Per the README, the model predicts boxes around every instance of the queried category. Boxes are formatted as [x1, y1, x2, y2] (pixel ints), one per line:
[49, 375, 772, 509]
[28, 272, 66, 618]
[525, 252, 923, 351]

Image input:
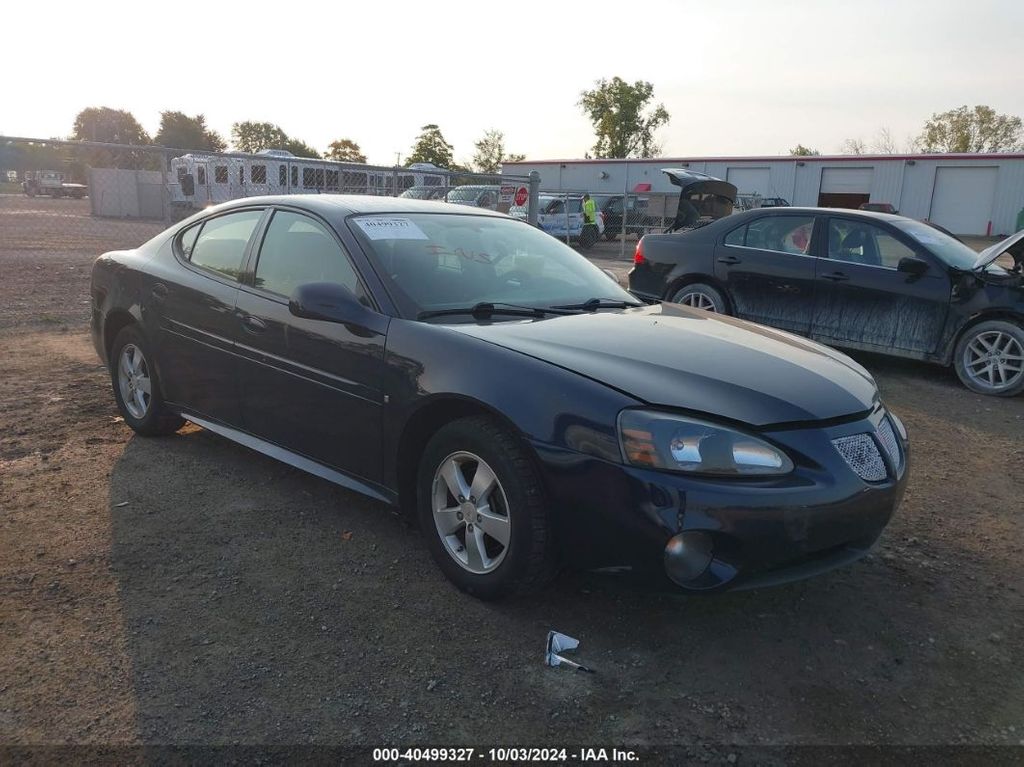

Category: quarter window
[744, 215, 815, 255]
[828, 220, 916, 268]
[723, 225, 745, 246]
[188, 210, 263, 281]
[254, 210, 366, 301]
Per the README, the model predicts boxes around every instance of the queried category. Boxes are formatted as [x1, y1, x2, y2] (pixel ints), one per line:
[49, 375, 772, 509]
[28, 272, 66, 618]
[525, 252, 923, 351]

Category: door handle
[151, 283, 169, 302]
[821, 271, 849, 282]
[241, 315, 267, 333]
[717, 255, 742, 265]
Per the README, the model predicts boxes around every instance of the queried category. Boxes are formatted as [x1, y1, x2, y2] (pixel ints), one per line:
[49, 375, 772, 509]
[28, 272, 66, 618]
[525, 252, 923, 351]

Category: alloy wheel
[677, 290, 719, 312]
[963, 330, 1024, 391]
[117, 343, 152, 419]
[431, 451, 511, 574]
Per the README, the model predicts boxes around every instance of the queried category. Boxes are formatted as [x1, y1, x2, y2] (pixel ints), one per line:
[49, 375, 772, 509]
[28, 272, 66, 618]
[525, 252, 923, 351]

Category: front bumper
[534, 408, 908, 593]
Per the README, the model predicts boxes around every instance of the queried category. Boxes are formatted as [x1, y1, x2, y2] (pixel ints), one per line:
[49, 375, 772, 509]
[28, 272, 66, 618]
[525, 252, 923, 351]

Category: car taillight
[634, 238, 646, 265]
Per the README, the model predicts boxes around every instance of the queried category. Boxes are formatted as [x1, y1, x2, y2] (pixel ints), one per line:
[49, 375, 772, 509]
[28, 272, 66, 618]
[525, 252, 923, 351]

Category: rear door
[153, 207, 266, 426]
[811, 216, 951, 354]
[714, 213, 819, 334]
[234, 207, 389, 483]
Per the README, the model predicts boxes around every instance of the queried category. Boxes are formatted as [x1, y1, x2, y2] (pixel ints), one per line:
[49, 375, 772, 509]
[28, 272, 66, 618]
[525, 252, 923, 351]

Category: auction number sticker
[354, 216, 429, 240]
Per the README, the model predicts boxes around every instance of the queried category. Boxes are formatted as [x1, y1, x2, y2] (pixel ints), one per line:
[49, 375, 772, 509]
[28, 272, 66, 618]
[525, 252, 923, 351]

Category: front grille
[832, 434, 887, 482]
[875, 417, 901, 469]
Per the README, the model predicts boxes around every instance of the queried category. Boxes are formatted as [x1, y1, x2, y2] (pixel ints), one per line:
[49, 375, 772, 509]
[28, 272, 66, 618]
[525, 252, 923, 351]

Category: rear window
[188, 210, 263, 281]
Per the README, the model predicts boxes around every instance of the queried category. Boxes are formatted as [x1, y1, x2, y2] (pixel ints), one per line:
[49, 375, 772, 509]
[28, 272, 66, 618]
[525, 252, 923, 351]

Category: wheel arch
[664, 273, 733, 312]
[394, 395, 536, 519]
[944, 309, 1024, 365]
[103, 309, 139, 361]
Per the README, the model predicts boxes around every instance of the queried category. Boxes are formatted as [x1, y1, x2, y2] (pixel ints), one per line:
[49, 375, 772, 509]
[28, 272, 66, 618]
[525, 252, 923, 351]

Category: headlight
[618, 410, 794, 476]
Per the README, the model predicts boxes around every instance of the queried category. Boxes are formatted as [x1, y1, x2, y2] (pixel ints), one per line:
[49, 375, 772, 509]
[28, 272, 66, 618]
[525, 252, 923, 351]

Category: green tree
[916, 105, 1024, 153]
[230, 121, 289, 153]
[325, 138, 367, 163]
[789, 144, 821, 156]
[72, 107, 150, 145]
[406, 124, 453, 168]
[578, 77, 670, 158]
[471, 129, 524, 173]
[281, 137, 321, 158]
[154, 111, 226, 151]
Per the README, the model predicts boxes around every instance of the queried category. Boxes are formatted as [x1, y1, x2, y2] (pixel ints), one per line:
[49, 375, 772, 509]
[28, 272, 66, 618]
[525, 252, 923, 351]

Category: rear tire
[417, 416, 556, 600]
[953, 320, 1024, 397]
[109, 325, 185, 436]
[668, 282, 728, 314]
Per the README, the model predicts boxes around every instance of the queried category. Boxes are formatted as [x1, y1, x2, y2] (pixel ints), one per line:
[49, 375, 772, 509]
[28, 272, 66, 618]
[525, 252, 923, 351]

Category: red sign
[514, 186, 528, 206]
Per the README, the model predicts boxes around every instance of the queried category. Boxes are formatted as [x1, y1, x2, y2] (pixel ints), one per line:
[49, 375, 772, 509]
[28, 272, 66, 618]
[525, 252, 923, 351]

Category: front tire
[417, 416, 556, 599]
[953, 320, 1024, 397]
[668, 282, 728, 313]
[109, 325, 185, 435]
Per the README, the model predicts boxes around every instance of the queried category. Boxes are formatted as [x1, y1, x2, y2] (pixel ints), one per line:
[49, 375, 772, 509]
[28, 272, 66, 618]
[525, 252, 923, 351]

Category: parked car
[592, 194, 652, 240]
[859, 202, 898, 214]
[511, 194, 605, 249]
[445, 185, 500, 210]
[760, 197, 790, 208]
[91, 195, 907, 598]
[399, 185, 449, 201]
[629, 207, 1024, 396]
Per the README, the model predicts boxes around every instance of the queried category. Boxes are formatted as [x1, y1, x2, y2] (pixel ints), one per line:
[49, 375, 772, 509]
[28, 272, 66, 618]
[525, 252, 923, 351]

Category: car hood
[448, 304, 879, 427]
[975, 229, 1024, 270]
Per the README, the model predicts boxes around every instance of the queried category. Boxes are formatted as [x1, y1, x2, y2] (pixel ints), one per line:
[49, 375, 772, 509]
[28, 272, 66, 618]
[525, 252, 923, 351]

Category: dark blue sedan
[91, 196, 908, 599]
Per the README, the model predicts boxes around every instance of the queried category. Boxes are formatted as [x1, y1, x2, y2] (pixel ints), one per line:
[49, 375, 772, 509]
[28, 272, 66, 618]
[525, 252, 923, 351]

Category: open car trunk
[662, 169, 737, 232]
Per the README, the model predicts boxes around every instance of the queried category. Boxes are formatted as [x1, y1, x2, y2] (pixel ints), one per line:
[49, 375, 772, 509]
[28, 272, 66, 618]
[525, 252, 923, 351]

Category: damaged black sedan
[92, 196, 908, 599]
[630, 208, 1024, 396]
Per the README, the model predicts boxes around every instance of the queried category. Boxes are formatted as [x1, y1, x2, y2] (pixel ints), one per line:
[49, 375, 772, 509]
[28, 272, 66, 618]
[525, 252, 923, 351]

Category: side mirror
[897, 256, 929, 276]
[289, 282, 371, 327]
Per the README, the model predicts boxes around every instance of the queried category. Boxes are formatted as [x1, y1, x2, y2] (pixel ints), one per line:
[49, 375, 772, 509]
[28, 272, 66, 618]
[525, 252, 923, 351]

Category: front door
[811, 217, 951, 354]
[714, 213, 819, 334]
[234, 207, 389, 484]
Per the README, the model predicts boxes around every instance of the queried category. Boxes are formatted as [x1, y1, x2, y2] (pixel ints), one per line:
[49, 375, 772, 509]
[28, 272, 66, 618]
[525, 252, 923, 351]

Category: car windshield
[349, 213, 635, 319]
[893, 219, 980, 269]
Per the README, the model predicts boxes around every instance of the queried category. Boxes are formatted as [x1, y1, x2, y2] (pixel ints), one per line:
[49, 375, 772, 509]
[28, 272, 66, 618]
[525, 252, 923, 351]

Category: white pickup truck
[23, 171, 87, 198]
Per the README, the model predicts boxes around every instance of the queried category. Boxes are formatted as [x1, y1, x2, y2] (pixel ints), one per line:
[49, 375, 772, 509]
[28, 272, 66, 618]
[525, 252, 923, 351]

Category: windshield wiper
[417, 302, 577, 320]
[551, 297, 643, 311]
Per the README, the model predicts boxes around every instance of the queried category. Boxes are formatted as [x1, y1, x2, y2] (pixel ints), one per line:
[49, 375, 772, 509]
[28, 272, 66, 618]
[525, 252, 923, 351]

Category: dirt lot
[1, 197, 1022, 751]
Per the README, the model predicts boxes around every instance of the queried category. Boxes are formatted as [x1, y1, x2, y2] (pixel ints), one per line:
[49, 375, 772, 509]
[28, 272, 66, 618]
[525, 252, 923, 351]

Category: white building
[503, 153, 1024, 236]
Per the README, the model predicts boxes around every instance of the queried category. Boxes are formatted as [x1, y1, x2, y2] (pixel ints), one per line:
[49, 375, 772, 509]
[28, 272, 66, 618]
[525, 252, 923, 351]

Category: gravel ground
[1, 197, 1022, 750]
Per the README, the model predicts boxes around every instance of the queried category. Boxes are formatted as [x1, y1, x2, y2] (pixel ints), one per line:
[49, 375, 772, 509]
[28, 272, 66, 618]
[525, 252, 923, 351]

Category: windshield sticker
[354, 217, 429, 240]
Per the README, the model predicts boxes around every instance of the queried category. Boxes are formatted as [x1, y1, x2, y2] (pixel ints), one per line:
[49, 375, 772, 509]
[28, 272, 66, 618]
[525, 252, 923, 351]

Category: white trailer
[169, 150, 448, 209]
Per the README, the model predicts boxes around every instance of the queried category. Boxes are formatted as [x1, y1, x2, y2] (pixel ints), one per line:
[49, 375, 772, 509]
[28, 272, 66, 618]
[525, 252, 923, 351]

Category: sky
[4, 0, 1023, 164]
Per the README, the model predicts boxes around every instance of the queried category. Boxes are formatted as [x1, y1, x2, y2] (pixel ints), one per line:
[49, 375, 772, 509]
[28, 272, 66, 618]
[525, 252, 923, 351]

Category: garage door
[820, 167, 873, 193]
[726, 167, 771, 196]
[929, 166, 997, 235]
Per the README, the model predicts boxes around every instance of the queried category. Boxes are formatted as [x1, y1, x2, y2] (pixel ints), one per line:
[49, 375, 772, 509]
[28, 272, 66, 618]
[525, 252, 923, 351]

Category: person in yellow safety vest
[582, 193, 597, 225]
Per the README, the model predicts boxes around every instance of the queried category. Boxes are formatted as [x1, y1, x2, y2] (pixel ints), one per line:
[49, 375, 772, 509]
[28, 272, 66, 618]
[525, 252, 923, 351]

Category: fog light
[664, 531, 713, 585]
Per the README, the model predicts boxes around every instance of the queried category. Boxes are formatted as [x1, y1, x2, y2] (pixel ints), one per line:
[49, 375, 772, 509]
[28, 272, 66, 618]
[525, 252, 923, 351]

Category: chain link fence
[0, 134, 537, 252]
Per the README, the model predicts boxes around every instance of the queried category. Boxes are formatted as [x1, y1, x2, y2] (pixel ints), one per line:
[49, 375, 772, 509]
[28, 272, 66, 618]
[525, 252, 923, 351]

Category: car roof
[728, 206, 908, 223]
[209, 193, 508, 219]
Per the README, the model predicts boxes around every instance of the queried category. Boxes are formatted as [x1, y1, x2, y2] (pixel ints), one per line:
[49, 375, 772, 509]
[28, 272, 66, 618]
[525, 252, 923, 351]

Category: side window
[828, 219, 916, 268]
[745, 216, 814, 255]
[252, 164, 267, 184]
[178, 222, 202, 258]
[291, 166, 298, 187]
[723, 224, 746, 247]
[214, 165, 228, 184]
[279, 165, 287, 186]
[239, 165, 245, 184]
[189, 210, 263, 281]
[254, 210, 367, 302]
[197, 166, 206, 185]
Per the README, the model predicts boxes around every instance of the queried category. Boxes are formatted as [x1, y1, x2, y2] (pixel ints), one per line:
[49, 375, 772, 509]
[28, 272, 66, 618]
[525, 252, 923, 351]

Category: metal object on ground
[545, 631, 595, 673]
